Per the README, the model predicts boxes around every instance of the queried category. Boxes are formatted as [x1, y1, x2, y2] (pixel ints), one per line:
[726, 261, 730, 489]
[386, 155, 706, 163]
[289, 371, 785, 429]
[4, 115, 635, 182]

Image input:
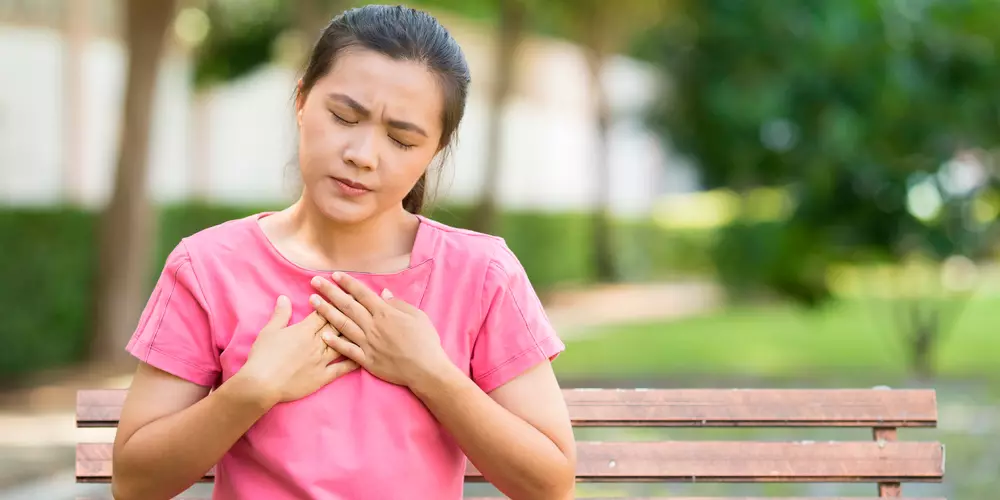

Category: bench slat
[77, 441, 944, 483]
[77, 388, 938, 427]
[75, 497, 948, 500]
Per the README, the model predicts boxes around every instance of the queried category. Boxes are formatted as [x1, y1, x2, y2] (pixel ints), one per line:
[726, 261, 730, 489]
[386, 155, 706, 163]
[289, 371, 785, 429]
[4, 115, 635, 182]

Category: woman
[111, 5, 576, 500]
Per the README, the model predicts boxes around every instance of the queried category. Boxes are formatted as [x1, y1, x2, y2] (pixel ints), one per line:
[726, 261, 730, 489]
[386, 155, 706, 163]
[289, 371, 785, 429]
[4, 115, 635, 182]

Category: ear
[295, 79, 306, 127]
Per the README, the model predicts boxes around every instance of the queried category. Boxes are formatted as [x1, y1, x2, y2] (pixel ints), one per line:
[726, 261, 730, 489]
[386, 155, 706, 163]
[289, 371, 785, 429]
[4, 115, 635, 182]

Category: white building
[0, 1, 699, 217]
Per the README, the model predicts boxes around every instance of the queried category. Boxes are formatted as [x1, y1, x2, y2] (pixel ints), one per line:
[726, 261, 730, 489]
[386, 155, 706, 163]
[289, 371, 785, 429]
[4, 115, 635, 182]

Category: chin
[315, 195, 378, 224]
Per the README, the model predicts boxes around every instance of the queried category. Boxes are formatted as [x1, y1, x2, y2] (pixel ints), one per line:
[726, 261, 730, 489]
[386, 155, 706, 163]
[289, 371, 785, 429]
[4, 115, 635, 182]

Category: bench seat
[75, 387, 946, 498]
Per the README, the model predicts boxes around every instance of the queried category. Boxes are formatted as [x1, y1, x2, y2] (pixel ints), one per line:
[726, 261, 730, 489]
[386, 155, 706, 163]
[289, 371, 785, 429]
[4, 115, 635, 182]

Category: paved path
[544, 281, 721, 337]
[1, 471, 213, 500]
[0, 281, 721, 498]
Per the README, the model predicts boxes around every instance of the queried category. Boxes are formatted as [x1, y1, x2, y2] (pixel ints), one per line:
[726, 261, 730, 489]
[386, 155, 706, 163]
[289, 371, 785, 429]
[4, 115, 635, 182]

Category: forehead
[317, 48, 443, 128]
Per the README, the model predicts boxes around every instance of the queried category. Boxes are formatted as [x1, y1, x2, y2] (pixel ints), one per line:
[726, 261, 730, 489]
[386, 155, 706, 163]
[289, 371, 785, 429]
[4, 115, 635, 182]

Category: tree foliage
[190, 0, 501, 89]
[644, 0, 1000, 376]
[190, 0, 295, 88]
[647, 0, 1000, 303]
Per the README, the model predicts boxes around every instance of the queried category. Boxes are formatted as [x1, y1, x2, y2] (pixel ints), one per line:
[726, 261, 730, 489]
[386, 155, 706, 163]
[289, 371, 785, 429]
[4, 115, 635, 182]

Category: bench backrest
[75, 387, 944, 498]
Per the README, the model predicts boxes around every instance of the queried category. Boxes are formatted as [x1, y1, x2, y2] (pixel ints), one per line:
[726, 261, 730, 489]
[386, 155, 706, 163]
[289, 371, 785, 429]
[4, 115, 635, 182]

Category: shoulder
[418, 216, 533, 302]
[175, 212, 263, 257]
[164, 212, 265, 271]
[418, 216, 523, 274]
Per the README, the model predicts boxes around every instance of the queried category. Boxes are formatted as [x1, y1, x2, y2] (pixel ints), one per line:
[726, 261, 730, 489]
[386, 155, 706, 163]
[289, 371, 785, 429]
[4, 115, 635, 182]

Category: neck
[283, 196, 418, 273]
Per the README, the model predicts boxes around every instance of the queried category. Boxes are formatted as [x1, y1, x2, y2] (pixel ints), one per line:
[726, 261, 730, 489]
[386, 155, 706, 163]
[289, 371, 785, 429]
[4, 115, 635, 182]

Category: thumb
[266, 295, 293, 329]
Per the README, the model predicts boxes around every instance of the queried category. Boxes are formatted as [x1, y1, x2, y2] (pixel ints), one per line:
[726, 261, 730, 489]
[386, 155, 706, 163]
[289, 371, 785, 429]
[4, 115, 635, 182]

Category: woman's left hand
[308, 272, 451, 387]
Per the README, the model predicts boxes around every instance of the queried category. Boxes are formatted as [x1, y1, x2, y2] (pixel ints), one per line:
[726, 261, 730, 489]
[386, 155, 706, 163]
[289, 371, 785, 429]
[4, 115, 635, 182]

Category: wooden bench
[75, 387, 945, 499]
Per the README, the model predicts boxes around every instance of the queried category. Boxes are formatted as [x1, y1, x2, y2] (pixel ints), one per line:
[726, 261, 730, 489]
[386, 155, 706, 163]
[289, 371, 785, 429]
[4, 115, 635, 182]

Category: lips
[331, 176, 371, 191]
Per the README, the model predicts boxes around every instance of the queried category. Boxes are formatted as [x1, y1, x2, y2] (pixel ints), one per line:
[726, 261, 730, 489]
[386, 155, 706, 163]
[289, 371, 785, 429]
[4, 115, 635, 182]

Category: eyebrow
[327, 93, 428, 137]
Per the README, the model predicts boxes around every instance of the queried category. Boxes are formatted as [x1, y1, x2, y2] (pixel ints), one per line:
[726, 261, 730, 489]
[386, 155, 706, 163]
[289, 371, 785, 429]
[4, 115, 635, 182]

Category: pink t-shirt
[125, 212, 565, 499]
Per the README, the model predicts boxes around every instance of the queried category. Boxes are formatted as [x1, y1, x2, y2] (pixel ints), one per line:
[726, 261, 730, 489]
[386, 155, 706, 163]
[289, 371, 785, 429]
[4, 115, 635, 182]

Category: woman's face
[296, 47, 444, 224]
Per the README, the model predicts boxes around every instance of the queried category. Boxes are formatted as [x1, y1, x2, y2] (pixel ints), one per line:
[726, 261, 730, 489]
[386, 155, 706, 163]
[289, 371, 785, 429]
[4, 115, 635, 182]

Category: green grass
[553, 295, 1000, 383]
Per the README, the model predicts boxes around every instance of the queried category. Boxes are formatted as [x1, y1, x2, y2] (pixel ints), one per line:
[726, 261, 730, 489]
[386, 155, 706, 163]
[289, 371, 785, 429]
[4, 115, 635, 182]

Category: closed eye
[390, 137, 414, 151]
[331, 111, 357, 125]
[331, 109, 413, 150]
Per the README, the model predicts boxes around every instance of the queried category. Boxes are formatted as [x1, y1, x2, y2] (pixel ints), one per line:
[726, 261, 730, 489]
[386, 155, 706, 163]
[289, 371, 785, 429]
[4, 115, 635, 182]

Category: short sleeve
[470, 244, 566, 393]
[125, 242, 220, 386]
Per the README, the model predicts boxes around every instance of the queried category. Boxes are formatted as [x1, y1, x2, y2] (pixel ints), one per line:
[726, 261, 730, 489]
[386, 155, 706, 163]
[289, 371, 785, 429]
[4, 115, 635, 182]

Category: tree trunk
[91, 0, 177, 367]
[296, 0, 326, 44]
[189, 90, 212, 201]
[295, 0, 348, 62]
[470, 0, 525, 235]
[890, 299, 942, 381]
[63, 0, 91, 204]
[585, 48, 617, 282]
[905, 302, 940, 380]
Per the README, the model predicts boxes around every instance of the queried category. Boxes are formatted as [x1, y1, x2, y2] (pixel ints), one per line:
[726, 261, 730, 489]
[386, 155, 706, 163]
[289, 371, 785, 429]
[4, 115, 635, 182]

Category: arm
[111, 362, 273, 500]
[309, 254, 575, 499]
[111, 245, 273, 499]
[410, 360, 576, 500]
[113, 297, 354, 500]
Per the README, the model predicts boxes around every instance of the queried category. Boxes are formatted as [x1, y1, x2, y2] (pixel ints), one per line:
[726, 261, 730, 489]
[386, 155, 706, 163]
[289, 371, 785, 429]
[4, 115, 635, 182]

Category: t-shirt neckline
[249, 211, 434, 277]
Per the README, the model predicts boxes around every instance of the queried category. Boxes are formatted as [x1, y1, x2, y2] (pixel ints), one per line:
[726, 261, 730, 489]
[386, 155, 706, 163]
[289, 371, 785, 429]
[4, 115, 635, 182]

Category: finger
[321, 343, 344, 364]
[317, 323, 339, 350]
[311, 276, 372, 328]
[323, 359, 360, 383]
[310, 294, 366, 346]
[381, 288, 418, 313]
[295, 310, 328, 333]
[322, 329, 366, 365]
[316, 325, 347, 363]
[332, 272, 386, 315]
[264, 295, 292, 329]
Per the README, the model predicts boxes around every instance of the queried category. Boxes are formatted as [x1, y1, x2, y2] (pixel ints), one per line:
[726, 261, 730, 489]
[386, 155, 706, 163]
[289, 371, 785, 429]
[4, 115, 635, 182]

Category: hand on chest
[217, 259, 478, 382]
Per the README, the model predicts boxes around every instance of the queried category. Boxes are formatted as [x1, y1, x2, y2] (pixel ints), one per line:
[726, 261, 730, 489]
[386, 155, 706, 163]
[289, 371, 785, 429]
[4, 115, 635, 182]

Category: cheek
[299, 117, 340, 170]
[381, 154, 433, 194]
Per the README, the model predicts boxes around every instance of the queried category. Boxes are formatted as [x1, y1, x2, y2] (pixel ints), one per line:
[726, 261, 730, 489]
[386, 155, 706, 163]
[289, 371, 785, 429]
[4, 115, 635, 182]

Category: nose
[342, 128, 378, 171]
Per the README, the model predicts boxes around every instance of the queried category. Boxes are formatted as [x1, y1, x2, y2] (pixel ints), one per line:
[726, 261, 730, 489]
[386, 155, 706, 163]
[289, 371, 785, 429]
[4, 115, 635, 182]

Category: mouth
[330, 176, 372, 196]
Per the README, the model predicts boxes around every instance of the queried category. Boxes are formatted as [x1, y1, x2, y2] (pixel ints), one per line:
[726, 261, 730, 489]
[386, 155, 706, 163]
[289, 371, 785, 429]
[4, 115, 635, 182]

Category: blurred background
[1, 0, 999, 498]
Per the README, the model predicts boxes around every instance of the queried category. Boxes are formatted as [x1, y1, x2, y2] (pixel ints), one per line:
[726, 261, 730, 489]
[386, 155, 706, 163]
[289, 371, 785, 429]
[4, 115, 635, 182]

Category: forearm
[410, 365, 575, 500]
[112, 373, 274, 500]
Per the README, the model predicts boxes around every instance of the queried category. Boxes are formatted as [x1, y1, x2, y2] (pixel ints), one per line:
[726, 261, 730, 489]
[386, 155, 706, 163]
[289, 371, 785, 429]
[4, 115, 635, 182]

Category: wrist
[227, 369, 280, 411]
[409, 358, 466, 401]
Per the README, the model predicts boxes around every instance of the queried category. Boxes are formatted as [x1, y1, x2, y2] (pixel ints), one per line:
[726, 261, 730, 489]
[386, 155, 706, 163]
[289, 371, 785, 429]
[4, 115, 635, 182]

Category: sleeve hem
[126, 341, 219, 387]
[473, 334, 566, 393]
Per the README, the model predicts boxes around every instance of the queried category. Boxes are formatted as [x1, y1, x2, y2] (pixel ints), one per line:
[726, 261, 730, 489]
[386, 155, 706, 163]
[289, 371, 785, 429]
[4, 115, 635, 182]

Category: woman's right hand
[238, 295, 360, 406]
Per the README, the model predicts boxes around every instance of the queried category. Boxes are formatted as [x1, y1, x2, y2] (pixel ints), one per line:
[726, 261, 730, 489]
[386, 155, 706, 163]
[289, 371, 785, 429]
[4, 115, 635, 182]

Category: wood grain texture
[77, 388, 939, 428]
[77, 441, 944, 483]
[873, 426, 903, 497]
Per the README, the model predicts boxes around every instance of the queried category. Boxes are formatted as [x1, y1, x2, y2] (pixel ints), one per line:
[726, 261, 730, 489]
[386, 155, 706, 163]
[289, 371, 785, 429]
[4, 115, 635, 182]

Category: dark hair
[298, 5, 471, 214]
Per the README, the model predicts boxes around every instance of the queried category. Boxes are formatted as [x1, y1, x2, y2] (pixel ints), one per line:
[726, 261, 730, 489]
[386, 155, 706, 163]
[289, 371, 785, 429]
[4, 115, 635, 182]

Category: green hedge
[0, 203, 709, 382]
[0, 208, 97, 384]
[428, 205, 716, 289]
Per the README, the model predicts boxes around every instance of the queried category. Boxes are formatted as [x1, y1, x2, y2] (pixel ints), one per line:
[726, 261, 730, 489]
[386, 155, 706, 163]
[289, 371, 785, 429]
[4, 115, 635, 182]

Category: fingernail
[309, 294, 321, 306]
[311, 276, 321, 287]
[332, 271, 342, 281]
[323, 331, 335, 341]
[381, 288, 393, 299]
